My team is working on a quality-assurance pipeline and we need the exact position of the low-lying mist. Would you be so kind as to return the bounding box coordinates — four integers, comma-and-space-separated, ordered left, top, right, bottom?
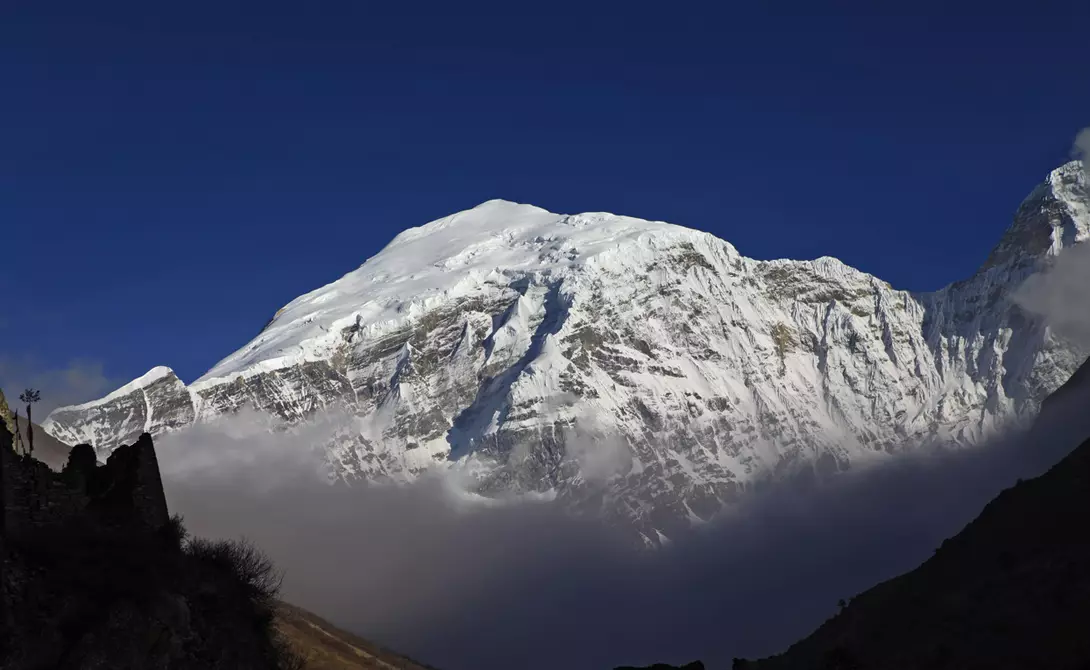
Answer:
158, 241, 1090, 670
155, 383, 1088, 670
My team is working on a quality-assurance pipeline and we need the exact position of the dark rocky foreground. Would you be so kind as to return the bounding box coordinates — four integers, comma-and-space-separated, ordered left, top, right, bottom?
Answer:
0, 416, 427, 669
0, 420, 305, 669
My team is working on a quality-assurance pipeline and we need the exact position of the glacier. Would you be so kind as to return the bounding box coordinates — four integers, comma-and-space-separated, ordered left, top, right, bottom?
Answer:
43, 161, 1090, 542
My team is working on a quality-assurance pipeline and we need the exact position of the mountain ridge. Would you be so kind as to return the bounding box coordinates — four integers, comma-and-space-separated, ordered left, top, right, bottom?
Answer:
43, 161, 1090, 541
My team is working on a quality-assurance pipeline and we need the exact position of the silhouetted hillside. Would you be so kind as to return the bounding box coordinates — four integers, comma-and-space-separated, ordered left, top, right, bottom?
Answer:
0, 422, 304, 669
0, 404, 435, 670
732, 359, 1090, 670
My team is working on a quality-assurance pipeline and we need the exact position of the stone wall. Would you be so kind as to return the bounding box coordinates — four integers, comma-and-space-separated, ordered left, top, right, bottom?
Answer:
89, 433, 170, 530
0, 421, 169, 537
1, 413, 302, 670
0, 445, 88, 536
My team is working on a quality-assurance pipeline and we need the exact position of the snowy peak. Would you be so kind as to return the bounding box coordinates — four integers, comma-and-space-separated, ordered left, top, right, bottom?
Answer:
39, 162, 1090, 541
57, 366, 179, 412
387, 199, 551, 247
195, 200, 729, 385
44, 366, 194, 450
983, 161, 1089, 270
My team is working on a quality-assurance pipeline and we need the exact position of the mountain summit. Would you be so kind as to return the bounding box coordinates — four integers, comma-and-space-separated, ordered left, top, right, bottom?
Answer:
44, 163, 1089, 542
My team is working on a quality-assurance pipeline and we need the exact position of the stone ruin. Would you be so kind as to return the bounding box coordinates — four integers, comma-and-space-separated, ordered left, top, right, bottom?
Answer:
0, 420, 169, 538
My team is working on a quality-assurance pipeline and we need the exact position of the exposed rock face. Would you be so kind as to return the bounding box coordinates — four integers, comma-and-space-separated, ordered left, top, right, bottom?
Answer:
45, 367, 195, 451
43, 162, 1090, 542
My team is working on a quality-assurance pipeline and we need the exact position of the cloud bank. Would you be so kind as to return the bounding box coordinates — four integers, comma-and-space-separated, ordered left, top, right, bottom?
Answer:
1074, 127, 1090, 178
156, 381, 1089, 670
0, 357, 120, 416
156, 216, 1090, 670
1015, 242, 1090, 350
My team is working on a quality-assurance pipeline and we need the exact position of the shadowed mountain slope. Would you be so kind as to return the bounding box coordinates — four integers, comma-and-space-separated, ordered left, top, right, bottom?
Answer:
734, 358, 1090, 670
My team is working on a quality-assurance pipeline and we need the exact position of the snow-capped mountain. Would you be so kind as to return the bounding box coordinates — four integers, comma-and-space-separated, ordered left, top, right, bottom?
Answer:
44, 162, 1089, 542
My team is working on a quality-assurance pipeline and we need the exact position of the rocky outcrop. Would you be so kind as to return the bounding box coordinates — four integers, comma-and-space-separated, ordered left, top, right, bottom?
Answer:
43, 163, 1090, 542
0, 421, 301, 669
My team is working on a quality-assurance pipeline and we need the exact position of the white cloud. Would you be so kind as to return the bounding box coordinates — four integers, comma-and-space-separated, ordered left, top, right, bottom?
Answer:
1074, 127, 1090, 178
1014, 243, 1090, 349
563, 412, 633, 483
151, 379, 1090, 670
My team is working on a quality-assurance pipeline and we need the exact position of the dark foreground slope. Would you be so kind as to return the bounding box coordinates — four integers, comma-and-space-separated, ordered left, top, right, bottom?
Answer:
0, 412, 430, 670
734, 361, 1090, 670
0, 423, 306, 669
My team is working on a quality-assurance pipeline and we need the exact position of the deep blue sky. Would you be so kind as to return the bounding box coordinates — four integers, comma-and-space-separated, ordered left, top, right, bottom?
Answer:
3, 1, 1089, 397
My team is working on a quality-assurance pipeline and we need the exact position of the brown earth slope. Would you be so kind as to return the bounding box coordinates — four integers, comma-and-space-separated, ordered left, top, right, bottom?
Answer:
275, 602, 436, 670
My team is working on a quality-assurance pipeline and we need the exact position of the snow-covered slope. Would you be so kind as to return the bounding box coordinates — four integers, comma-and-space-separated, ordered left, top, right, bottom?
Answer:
43, 366, 195, 451
44, 162, 1090, 541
